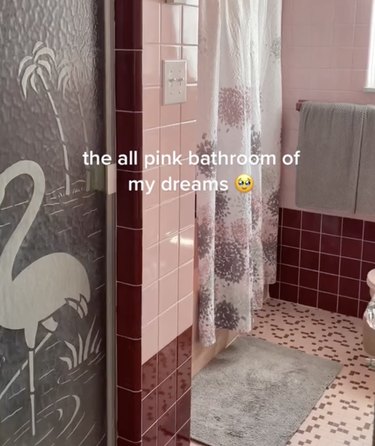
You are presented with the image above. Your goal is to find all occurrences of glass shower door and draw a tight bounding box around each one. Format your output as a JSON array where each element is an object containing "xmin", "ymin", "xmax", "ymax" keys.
[{"xmin": 0, "ymin": 1, "xmax": 109, "ymax": 444}]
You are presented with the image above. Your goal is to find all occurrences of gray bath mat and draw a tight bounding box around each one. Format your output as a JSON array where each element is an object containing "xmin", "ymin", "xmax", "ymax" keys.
[{"xmin": 191, "ymin": 336, "xmax": 342, "ymax": 446}]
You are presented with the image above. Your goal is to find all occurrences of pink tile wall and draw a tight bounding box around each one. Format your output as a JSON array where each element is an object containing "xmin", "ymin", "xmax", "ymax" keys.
[
  {"xmin": 142, "ymin": 0, "xmax": 198, "ymax": 367},
  {"xmin": 281, "ymin": 0, "xmax": 375, "ymax": 214}
]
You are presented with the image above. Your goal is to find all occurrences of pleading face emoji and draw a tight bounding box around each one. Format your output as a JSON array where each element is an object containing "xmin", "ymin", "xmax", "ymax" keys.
[{"xmin": 235, "ymin": 175, "xmax": 254, "ymax": 193}]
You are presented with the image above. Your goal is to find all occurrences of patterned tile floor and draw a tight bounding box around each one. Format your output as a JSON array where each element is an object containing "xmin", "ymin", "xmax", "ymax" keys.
[{"xmin": 191, "ymin": 299, "xmax": 375, "ymax": 446}]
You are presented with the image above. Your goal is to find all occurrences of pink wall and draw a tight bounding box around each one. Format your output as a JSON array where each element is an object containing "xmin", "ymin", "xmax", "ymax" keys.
[{"xmin": 281, "ymin": 0, "xmax": 375, "ymax": 216}]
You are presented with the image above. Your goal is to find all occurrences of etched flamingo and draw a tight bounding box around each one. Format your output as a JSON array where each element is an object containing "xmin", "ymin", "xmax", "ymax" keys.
[
  {"xmin": 0, "ymin": 160, "xmax": 90, "ymax": 436},
  {"xmin": 18, "ymin": 42, "xmax": 71, "ymax": 195}
]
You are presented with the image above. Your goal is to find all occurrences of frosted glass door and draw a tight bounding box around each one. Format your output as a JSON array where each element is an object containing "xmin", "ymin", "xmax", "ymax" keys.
[{"xmin": 0, "ymin": 1, "xmax": 107, "ymax": 444}]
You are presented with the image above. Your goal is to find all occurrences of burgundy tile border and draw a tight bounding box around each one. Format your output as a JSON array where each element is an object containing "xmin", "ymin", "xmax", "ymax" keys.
[
  {"xmin": 115, "ymin": 2, "xmax": 144, "ymax": 445},
  {"xmin": 275, "ymin": 207, "xmax": 375, "ymax": 318},
  {"xmin": 141, "ymin": 328, "xmax": 193, "ymax": 443}
]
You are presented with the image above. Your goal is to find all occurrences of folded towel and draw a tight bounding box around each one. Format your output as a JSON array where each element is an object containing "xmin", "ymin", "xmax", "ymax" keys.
[
  {"xmin": 296, "ymin": 102, "xmax": 366, "ymax": 213},
  {"xmin": 356, "ymin": 106, "xmax": 375, "ymax": 214}
]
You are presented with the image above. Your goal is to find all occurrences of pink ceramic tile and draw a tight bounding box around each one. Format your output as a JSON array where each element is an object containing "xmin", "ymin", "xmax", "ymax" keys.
[
  {"xmin": 144, "ymin": 205, "xmax": 160, "ymax": 248},
  {"xmin": 159, "ymin": 269, "xmax": 179, "ymax": 313},
  {"xmin": 182, "ymin": 6, "xmax": 199, "ymax": 45},
  {"xmin": 333, "ymin": 24, "xmax": 355, "ymax": 46},
  {"xmin": 144, "ymin": 44, "xmax": 161, "ymax": 87},
  {"xmin": 143, "ymin": 167, "xmax": 160, "ymax": 210},
  {"xmin": 161, "ymin": 103, "xmax": 181, "ymax": 126},
  {"xmin": 161, "ymin": 45, "xmax": 182, "ymax": 61},
  {"xmin": 178, "ymin": 261, "xmax": 194, "ymax": 300},
  {"xmin": 291, "ymin": 25, "xmax": 312, "ymax": 46},
  {"xmin": 158, "ymin": 304, "xmax": 178, "ymax": 350},
  {"xmin": 182, "ymin": 46, "xmax": 198, "ymax": 84},
  {"xmin": 143, "ymin": 0, "xmax": 161, "ymax": 44},
  {"xmin": 143, "ymin": 281, "xmax": 159, "ymax": 327},
  {"xmin": 354, "ymin": 25, "xmax": 371, "ymax": 47},
  {"xmin": 160, "ymin": 164, "xmax": 180, "ymax": 203},
  {"xmin": 180, "ymin": 159, "xmax": 196, "ymax": 185},
  {"xmin": 180, "ymin": 193, "xmax": 195, "ymax": 230},
  {"xmin": 144, "ymin": 128, "xmax": 160, "ymax": 159},
  {"xmin": 332, "ymin": 47, "xmax": 354, "ymax": 69},
  {"xmin": 356, "ymin": 0, "xmax": 373, "ymax": 25},
  {"xmin": 310, "ymin": 24, "xmax": 334, "ymax": 46},
  {"xmin": 142, "ymin": 319, "xmax": 159, "ymax": 364},
  {"xmin": 143, "ymin": 243, "xmax": 159, "ymax": 287},
  {"xmin": 160, "ymin": 124, "xmax": 181, "ymax": 156},
  {"xmin": 310, "ymin": 0, "xmax": 335, "ymax": 25},
  {"xmin": 178, "ymin": 293, "xmax": 193, "ymax": 335},
  {"xmin": 351, "ymin": 69, "xmax": 367, "ymax": 90},
  {"xmin": 352, "ymin": 47, "xmax": 369, "ymax": 69},
  {"xmin": 292, "ymin": 0, "xmax": 312, "ymax": 25},
  {"xmin": 334, "ymin": 0, "xmax": 357, "ymax": 24},
  {"xmin": 160, "ymin": 234, "xmax": 179, "ymax": 277},
  {"xmin": 179, "ymin": 226, "xmax": 195, "ymax": 266},
  {"xmin": 161, "ymin": 3, "xmax": 182, "ymax": 45},
  {"xmin": 160, "ymin": 198, "xmax": 180, "ymax": 240},
  {"xmin": 143, "ymin": 87, "xmax": 161, "ymax": 130},
  {"xmin": 181, "ymin": 85, "xmax": 198, "ymax": 122},
  {"xmin": 181, "ymin": 121, "xmax": 197, "ymax": 159}
]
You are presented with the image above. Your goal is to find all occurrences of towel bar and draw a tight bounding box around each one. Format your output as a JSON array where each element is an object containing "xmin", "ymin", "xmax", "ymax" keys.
[{"xmin": 296, "ymin": 99, "xmax": 307, "ymax": 111}]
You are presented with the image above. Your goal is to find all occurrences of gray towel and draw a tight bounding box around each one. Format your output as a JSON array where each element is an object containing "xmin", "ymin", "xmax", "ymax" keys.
[
  {"xmin": 356, "ymin": 106, "xmax": 375, "ymax": 214},
  {"xmin": 296, "ymin": 102, "xmax": 366, "ymax": 213}
]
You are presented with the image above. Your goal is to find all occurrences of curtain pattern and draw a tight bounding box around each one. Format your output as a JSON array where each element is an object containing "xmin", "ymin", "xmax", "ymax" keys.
[{"xmin": 197, "ymin": 0, "xmax": 282, "ymax": 346}]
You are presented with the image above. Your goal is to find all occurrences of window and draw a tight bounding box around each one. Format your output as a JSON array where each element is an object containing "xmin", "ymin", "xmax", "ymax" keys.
[{"xmin": 366, "ymin": 0, "xmax": 375, "ymax": 90}]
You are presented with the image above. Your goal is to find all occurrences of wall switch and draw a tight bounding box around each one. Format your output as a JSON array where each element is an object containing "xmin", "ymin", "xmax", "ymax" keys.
[{"xmin": 163, "ymin": 60, "xmax": 187, "ymax": 105}]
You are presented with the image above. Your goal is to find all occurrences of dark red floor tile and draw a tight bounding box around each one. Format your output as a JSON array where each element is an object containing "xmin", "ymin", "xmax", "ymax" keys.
[
  {"xmin": 302, "ymin": 211, "xmax": 321, "ymax": 232},
  {"xmin": 341, "ymin": 237, "xmax": 362, "ymax": 259},
  {"xmin": 360, "ymin": 281, "xmax": 371, "ymax": 302},
  {"xmin": 159, "ymin": 339, "xmax": 178, "ymax": 383},
  {"xmin": 320, "ymin": 254, "xmax": 339, "ymax": 275},
  {"xmin": 338, "ymin": 297, "xmax": 359, "ymax": 318},
  {"xmin": 364, "ymin": 221, "xmax": 375, "ymax": 242},
  {"xmin": 317, "ymin": 292, "xmax": 337, "ymax": 313},
  {"xmin": 158, "ymin": 405, "xmax": 176, "ymax": 446},
  {"xmin": 281, "ymin": 246, "xmax": 300, "ymax": 267},
  {"xmin": 299, "ymin": 269, "xmax": 319, "ymax": 289},
  {"xmin": 301, "ymin": 231, "xmax": 320, "ymax": 252},
  {"xmin": 158, "ymin": 372, "xmax": 177, "ymax": 417},
  {"xmin": 269, "ymin": 282, "xmax": 280, "ymax": 299},
  {"xmin": 176, "ymin": 391, "xmax": 191, "ymax": 432},
  {"xmin": 142, "ymin": 389, "xmax": 157, "ymax": 434},
  {"xmin": 118, "ymin": 387, "xmax": 142, "ymax": 441},
  {"xmin": 177, "ymin": 359, "xmax": 191, "ymax": 400},
  {"xmin": 117, "ymin": 336, "xmax": 142, "ymax": 391},
  {"xmin": 143, "ymin": 354, "xmax": 158, "ymax": 398},
  {"xmin": 340, "ymin": 257, "xmax": 361, "ymax": 279},
  {"xmin": 177, "ymin": 328, "xmax": 192, "ymax": 367},
  {"xmin": 342, "ymin": 218, "xmax": 363, "ymax": 239},
  {"xmin": 280, "ymin": 264, "xmax": 299, "ymax": 285},
  {"xmin": 282, "ymin": 227, "xmax": 300, "ymax": 248},
  {"xmin": 322, "ymin": 215, "xmax": 342, "ymax": 236},
  {"xmin": 361, "ymin": 261, "xmax": 375, "ymax": 281},
  {"xmin": 279, "ymin": 283, "xmax": 298, "ymax": 303},
  {"xmin": 319, "ymin": 273, "xmax": 338, "ymax": 294},
  {"xmin": 363, "ymin": 241, "xmax": 375, "ymax": 263},
  {"xmin": 321, "ymin": 234, "xmax": 340, "ymax": 255},
  {"xmin": 115, "ymin": 0, "xmax": 143, "ymax": 50},
  {"xmin": 300, "ymin": 250, "xmax": 319, "ymax": 270},
  {"xmin": 339, "ymin": 277, "xmax": 360, "ymax": 299},
  {"xmin": 117, "ymin": 282, "xmax": 142, "ymax": 339},
  {"xmin": 282, "ymin": 208, "xmax": 301, "ymax": 229},
  {"xmin": 298, "ymin": 287, "xmax": 318, "ymax": 307}
]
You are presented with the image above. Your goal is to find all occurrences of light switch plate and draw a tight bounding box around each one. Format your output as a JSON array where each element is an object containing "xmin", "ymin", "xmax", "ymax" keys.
[{"xmin": 163, "ymin": 59, "xmax": 187, "ymax": 105}]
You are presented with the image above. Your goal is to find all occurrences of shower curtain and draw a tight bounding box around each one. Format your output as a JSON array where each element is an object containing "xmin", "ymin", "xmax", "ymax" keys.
[{"xmin": 197, "ymin": 0, "xmax": 282, "ymax": 346}]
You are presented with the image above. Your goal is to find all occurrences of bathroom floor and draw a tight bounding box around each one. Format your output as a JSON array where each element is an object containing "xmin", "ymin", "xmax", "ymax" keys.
[{"xmin": 191, "ymin": 299, "xmax": 375, "ymax": 446}]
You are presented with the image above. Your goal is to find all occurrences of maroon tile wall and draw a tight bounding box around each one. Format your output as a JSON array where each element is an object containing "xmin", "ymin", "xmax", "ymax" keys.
[
  {"xmin": 270, "ymin": 208, "xmax": 375, "ymax": 318},
  {"xmin": 115, "ymin": 1, "xmax": 144, "ymax": 445},
  {"xmin": 142, "ymin": 328, "xmax": 192, "ymax": 446}
]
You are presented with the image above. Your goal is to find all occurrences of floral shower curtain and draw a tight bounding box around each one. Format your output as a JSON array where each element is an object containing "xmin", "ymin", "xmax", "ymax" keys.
[{"xmin": 197, "ymin": 0, "xmax": 282, "ymax": 346}]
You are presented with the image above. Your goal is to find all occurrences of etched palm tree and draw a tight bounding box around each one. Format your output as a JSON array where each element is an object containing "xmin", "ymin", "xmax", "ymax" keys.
[
  {"xmin": 18, "ymin": 42, "xmax": 71, "ymax": 196},
  {"xmin": 58, "ymin": 58, "xmax": 91, "ymax": 191}
]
